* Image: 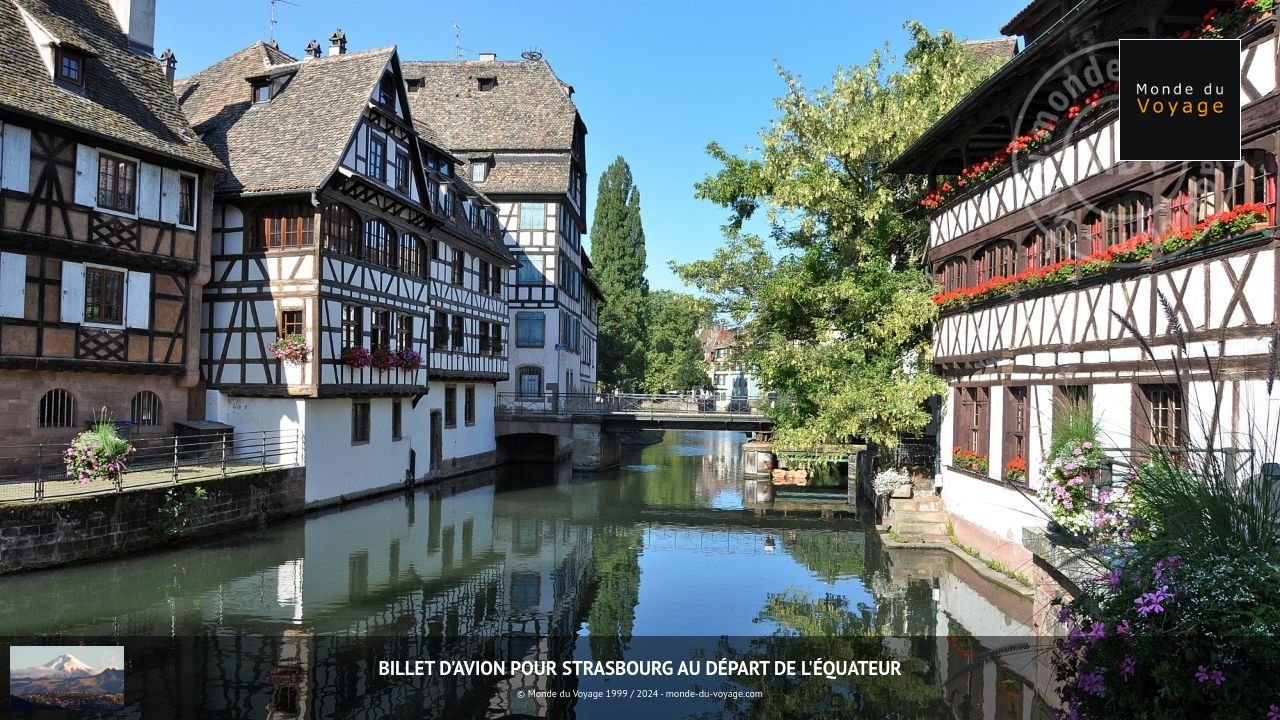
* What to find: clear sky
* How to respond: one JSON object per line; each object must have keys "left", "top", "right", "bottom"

{"left": 159, "top": 0, "right": 1027, "bottom": 292}
{"left": 10, "top": 645, "right": 123, "bottom": 672}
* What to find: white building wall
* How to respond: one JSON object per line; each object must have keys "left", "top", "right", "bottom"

{"left": 422, "top": 381, "right": 498, "bottom": 461}
{"left": 303, "top": 397, "right": 421, "bottom": 505}
{"left": 941, "top": 469, "right": 1048, "bottom": 544}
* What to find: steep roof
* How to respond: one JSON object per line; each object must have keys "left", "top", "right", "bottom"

{"left": 964, "top": 38, "right": 1018, "bottom": 66}
{"left": 0, "top": 0, "right": 220, "bottom": 169}
{"left": 401, "top": 59, "right": 582, "bottom": 152}
{"left": 466, "top": 152, "right": 572, "bottom": 196}
{"left": 177, "top": 44, "right": 395, "bottom": 194}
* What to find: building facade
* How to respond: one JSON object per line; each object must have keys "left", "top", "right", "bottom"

{"left": 0, "top": 0, "right": 220, "bottom": 455}
{"left": 892, "top": 1, "right": 1280, "bottom": 546}
{"left": 698, "top": 326, "right": 760, "bottom": 409}
{"left": 403, "top": 54, "right": 602, "bottom": 402}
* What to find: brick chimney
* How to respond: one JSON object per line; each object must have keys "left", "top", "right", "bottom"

{"left": 108, "top": 0, "right": 156, "bottom": 53}
{"left": 329, "top": 28, "right": 347, "bottom": 56}
{"left": 304, "top": 39, "right": 321, "bottom": 59}
{"left": 158, "top": 48, "right": 176, "bottom": 85}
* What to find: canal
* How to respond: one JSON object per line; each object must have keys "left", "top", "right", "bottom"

{"left": 0, "top": 431, "right": 1052, "bottom": 719}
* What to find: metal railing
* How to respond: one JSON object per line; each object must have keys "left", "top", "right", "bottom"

{"left": 495, "top": 392, "right": 772, "bottom": 419}
{"left": 0, "top": 429, "right": 303, "bottom": 503}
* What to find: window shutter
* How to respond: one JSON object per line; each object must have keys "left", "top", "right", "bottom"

{"left": 1, "top": 124, "right": 31, "bottom": 193}
{"left": 125, "top": 271, "right": 150, "bottom": 329}
{"left": 1089, "top": 216, "right": 1104, "bottom": 254}
{"left": 159, "top": 169, "right": 181, "bottom": 224}
{"left": 60, "top": 261, "right": 84, "bottom": 324}
{"left": 138, "top": 163, "right": 161, "bottom": 220}
{"left": 73, "top": 143, "right": 98, "bottom": 206}
{"left": 1171, "top": 188, "right": 1189, "bottom": 228}
{"left": 0, "top": 252, "right": 26, "bottom": 318}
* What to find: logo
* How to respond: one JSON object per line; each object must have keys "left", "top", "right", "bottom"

{"left": 1119, "top": 39, "right": 1241, "bottom": 161}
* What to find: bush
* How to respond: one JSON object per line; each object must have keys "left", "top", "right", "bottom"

{"left": 64, "top": 419, "right": 134, "bottom": 485}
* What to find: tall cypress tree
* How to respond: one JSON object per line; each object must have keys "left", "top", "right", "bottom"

{"left": 590, "top": 156, "right": 649, "bottom": 390}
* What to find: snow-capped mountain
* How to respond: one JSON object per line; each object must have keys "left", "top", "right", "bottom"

{"left": 10, "top": 654, "right": 96, "bottom": 679}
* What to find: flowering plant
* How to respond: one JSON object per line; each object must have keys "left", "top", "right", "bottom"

{"left": 1016, "top": 259, "right": 1078, "bottom": 289}
{"left": 270, "top": 333, "right": 312, "bottom": 366}
{"left": 952, "top": 445, "right": 989, "bottom": 473}
{"left": 395, "top": 347, "right": 422, "bottom": 371}
{"left": 371, "top": 347, "right": 397, "bottom": 370}
{"left": 1037, "top": 440, "right": 1109, "bottom": 534}
{"left": 341, "top": 346, "right": 372, "bottom": 368}
{"left": 1004, "top": 455, "right": 1027, "bottom": 482}
{"left": 64, "top": 418, "right": 134, "bottom": 485}
{"left": 1182, "top": 0, "right": 1275, "bottom": 38}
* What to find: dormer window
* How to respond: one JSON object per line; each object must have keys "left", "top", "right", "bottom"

{"left": 471, "top": 160, "right": 487, "bottom": 182}
{"left": 253, "top": 81, "right": 272, "bottom": 103}
{"left": 477, "top": 77, "right": 497, "bottom": 92}
{"left": 55, "top": 47, "right": 84, "bottom": 87}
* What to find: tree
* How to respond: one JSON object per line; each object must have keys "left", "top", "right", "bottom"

{"left": 642, "top": 291, "right": 713, "bottom": 393}
{"left": 591, "top": 156, "right": 649, "bottom": 390}
{"left": 674, "top": 23, "right": 1005, "bottom": 447}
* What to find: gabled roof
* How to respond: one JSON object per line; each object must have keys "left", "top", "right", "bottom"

{"left": 0, "top": 0, "right": 220, "bottom": 169}
{"left": 177, "top": 43, "right": 395, "bottom": 194}
{"left": 401, "top": 58, "right": 582, "bottom": 152}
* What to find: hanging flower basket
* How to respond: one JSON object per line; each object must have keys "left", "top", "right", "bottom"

{"left": 271, "top": 334, "right": 312, "bottom": 366}
{"left": 341, "top": 346, "right": 372, "bottom": 368}
{"left": 64, "top": 419, "right": 135, "bottom": 485}
{"left": 371, "top": 347, "right": 397, "bottom": 370}
{"left": 395, "top": 347, "right": 422, "bottom": 370}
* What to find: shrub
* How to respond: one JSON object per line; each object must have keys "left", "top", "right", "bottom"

{"left": 64, "top": 416, "right": 134, "bottom": 485}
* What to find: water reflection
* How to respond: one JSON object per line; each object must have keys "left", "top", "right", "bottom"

{"left": 0, "top": 431, "right": 1052, "bottom": 719}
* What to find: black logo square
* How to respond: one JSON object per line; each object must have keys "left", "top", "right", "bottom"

{"left": 1119, "top": 38, "right": 1240, "bottom": 162}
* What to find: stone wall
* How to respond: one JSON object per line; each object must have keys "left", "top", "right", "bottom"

{"left": 0, "top": 467, "right": 305, "bottom": 574}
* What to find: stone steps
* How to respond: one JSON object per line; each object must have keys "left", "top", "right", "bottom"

{"left": 888, "top": 491, "right": 949, "bottom": 542}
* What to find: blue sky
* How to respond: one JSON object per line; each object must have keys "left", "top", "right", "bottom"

{"left": 10, "top": 645, "right": 123, "bottom": 672}
{"left": 160, "top": 0, "right": 1026, "bottom": 292}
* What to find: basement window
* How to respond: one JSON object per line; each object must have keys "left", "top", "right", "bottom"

{"left": 477, "top": 77, "right": 497, "bottom": 92}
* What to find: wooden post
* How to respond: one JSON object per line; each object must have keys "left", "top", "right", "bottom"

{"left": 261, "top": 430, "right": 268, "bottom": 469}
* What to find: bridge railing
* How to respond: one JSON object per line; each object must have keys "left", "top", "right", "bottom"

{"left": 496, "top": 392, "right": 772, "bottom": 418}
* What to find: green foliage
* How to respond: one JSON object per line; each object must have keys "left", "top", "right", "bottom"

{"left": 642, "top": 290, "right": 714, "bottom": 393}
{"left": 591, "top": 156, "right": 650, "bottom": 390}
{"left": 1048, "top": 400, "right": 1099, "bottom": 459}
{"left": 586, "top": 526, "right": 643, "bottom": 662}
{"left": 787, "top": 532, "right": 865, "bottom": 583}
{"left": 153, "top": 485, "right": 209, "bottom": 538}
{"left": 674, "top": 23, "right": 1003, "bottom": 446}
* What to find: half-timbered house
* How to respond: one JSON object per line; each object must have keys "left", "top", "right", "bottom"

{"left": 890, "top": 1, "right": 1280, "bottom": 549}
{"left": 403, "top": 53, "right": 603, "bottom": 401}
{"left": 177, "top": 34, "right": 450, "bottom": 505}
{"left": 0, "top": 0, "right": 221, "bottom": 449}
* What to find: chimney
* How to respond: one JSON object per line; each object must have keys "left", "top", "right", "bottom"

{"left": 328, "top": 28, "right": 347, "bottom": 56}
{"left": 478, "top": 52, "right": 496, "bottom": 62}
{"left": 158, "top": 48, "right": 176, "bottom": 85}
{"left": 109, "top": 0, "right": 156, "bottom": 53}
{"left": 304, "top": 39, "right": 322, "bottom": 59}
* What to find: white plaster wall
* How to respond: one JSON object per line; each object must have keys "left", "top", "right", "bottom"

{"left": 303, "top": 397, "right": 416, "bottom": 504}
{"left": 422, "top": 381, "right": 498, "bottom": 461}
{"left": 1093, "top": 382, "right": 1132, "bottom": 449}
{"left": 988, "top": 387, "right": 1005, "bottom": 480}
{"left": 204, "top": 391, "right": 306, "bottom": 465}
{"left": 941, "top": 469, "right": 1047, "bottom": 544}
{"left": 938, "top": 392, "right": 955, "bottom": 472}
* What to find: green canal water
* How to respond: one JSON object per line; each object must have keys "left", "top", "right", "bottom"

{"left": 0, "top": 431, "right": 1053, "bottom": 719}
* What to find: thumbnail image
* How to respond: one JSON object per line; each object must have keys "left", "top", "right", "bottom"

{"left": 8, "top": 646, "right": 125, "bottom": 712}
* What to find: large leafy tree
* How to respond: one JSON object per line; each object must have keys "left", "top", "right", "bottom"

{"left": 591, "top": 156, "right": 650, "bottom": 390}
{"left": 674, "top": 23, "right": 1004, "bottom": 447}
{"left": 642, "top": 290, "right": 714, "bottom": 393}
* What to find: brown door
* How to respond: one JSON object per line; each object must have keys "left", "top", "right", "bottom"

{"left": 430, "top": 411, "right": 443, "bottom": 472}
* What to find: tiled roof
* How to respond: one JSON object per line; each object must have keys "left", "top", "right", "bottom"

{"left": 964, "top": 38, "right": 1018, "bottom": 66}
{"left": 401, "top": 59, "right": 581, "bottom": 152}
{"left": 0, "top": 0, "right": 220, "bottom": 169}
{"left": 466, "top": 152, "right": 572, "bottom": 196}
{"left": 177, "top": 44, "right": 394, "bottom": 194}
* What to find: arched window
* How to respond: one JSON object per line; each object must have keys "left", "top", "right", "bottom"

{"left": 976, "top": 240, "right": 1016, "bottom": 282}
{"left": 937, "top": 258, "right": 967, "bottom": 292}
{"left": 1026, "top": 221, "right": 1075, "bottom": 269}
{"left": 130, "top": 391, "right": 162, "bottom": 426}
{"left": 364, "top": 220, "right": 393, "bottom": 267}
{"left": 516, "top": 365, "right": 543, "bottom": 399}
{"left": 1230, "top": 150, "right": 1277, "bottom": 222}
{"left": 400, "top": 233, "right": 426, "bottom": 277}
{"left": 257, "top": 202, "right": 314, "bottom": 248}
{"left": 1169, "top": 170, "right": 1217, "bottom": 228}
{"left": 1086, "top": 193, "right": 1150, "bottom": 254}
{"left": 321, "top": 203, "right": 361, "bottom": 256}
{"left": 38, "top": 389, "right": 76, "bottom": 428}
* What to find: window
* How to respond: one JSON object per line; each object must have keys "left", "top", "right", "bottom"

{"left": 84, "top": 266, "right": 125, "bottom": 325}
{"left": 351, "top": 400, "right": 370, "bottom": 444}
{"left": 516, "top": 312, "right": 545, "bottom": 347}
{"left": 1004, "top": 387, "right": 1028, "bottom": 480}
{"left": 479, "top": 260, "right": 491, "bottom": 294}
{"left": 471, "top": 161, "right": 487, "bottom": 182}
{"left": 464, "top": 386, "right": 476, "bottom": 426}
{"left": 371, "top": 309, "right": 391, "bottom": 350}
{"left": 1231, "top": 150, "right": 1277, "bottom": 222}
{"left": 178, "top": 175, "right": 196, "bottom": 226}
{"left": 368, "top": 135, "right": 386, "bottom": 182}
{"left": 559, "top": 314, "right": 580, "bottom": 353}
{"left": 396, "top": 314, "right": 413, "bottom": 350}
{"left": 38, "top": 389, "right": 76, "bottom": 428}
{"left": 518, "top": 203, "right": 545, "bottom": 230}
{"left": 452, "top": 250, "right": 465, "bottom": 285}
{"left": 558, "top": 256, "right": 582, "bottom": 299}
{"left": 937, "top": 258, "right": 967, "bottom": 293}
{"left": 341, "top": 305, "right": 363, "bottom": 349}
{"left": 130, "top": 391, "right": 162, "bottom": 427}
{"left": 391, "top": 399, "right": 402, "bottom": 441}
{"left": 1143, "top": 385, "right": 1184, "bottom": 447}
{"left": 400, "top": 233, "right": 426, "bottom": 277}
{"left": 322, "top": 203, "right": 361, "bottom": 256}
{"left": 252, "top": 81, "right": 272, "bottom": 103}
{"left": 715, "top": 374, "right": 726, "bottom": 387}
{"left": 364, "top": 221, "right": 393, "bottom": 267}
{"left": 378, "top": 73, "right": 396, "bottom": 107}
{"left": 432, "top": 239, "right": 444, "bottom": 261}
{"left": 394, "top": 151, "right": 410, "bottom": 194}
{"left": 258, "top": 202, "right": 314, "bottom": 248}
{"left": 1028, "top": 222, "right": 1075, "bottom": 269}
{"left": 96, "top": 154, "right": 137, "bottom": 213}
{"left": 279, "top": 309, "right": 303, "bottom": 337}
{"left": 477, "top": 77, "right": 497, "bottom": 92}
{"left": 444, "top": 386, "right": 457, "bottom": 428}
{"left": 451, "top": 315, "right": 464, "bottom": 350}
{"left": 516, "top": 254, "right": 544, "bottom": 285}
{"left": 954, "top": 386, "right": 989, "bottom": 458}
{"left": 977, "top": 241, "right": 1016, "bottom": 281}
{"left": 1088, "top": 194, "right": 1149, "bottom": 253}
{"left": 1170, "top": 171, "right": 1216, "bottom": 228}
{"left": 517, "top": 366, "right": 543, "bottom": 399}
{"left": 433, "top": 312, "right": 449, "bottom": 350}
{"left": 491, "top": 264, "right": 503, "bottom": 296}
{"left": 55, "top": 47, "right": 84, "bottom": 86}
